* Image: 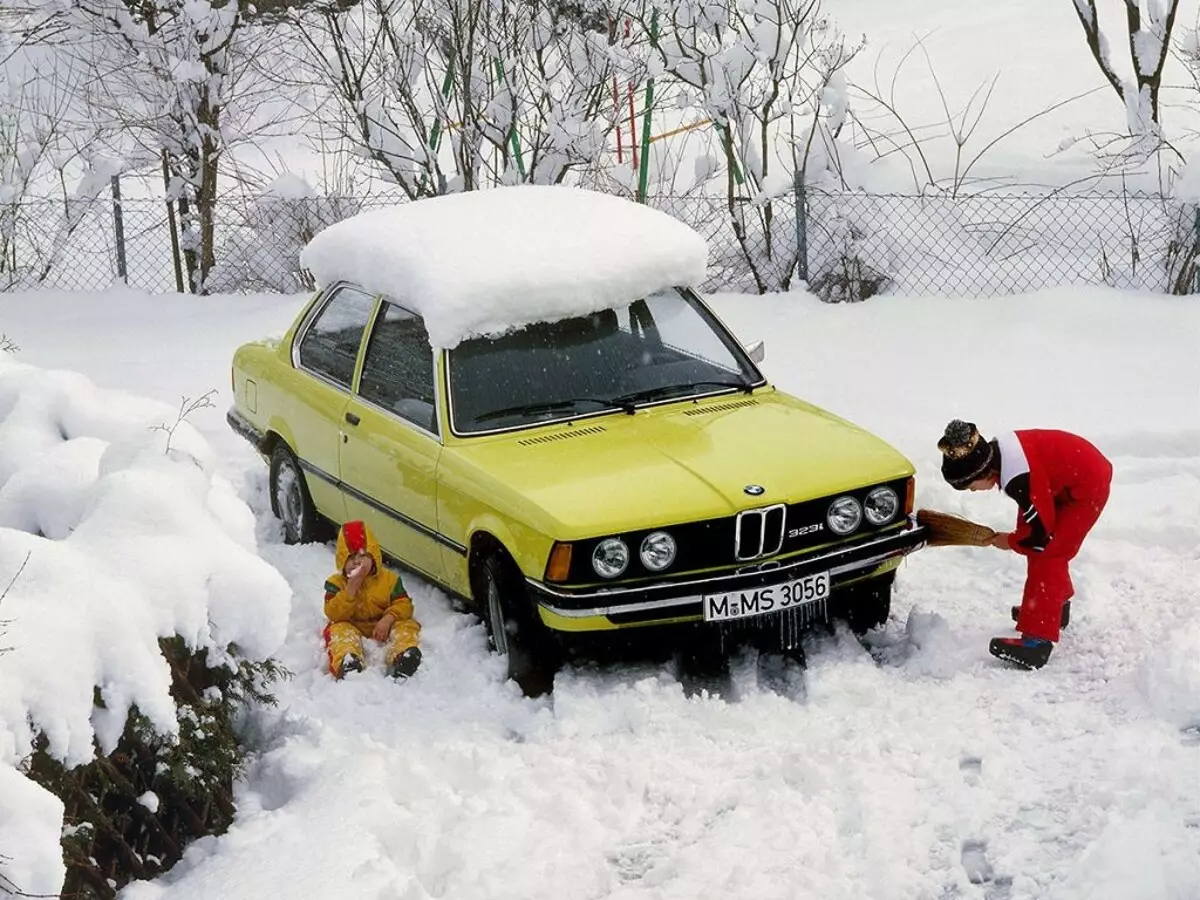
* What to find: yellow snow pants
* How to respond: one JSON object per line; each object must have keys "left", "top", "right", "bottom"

{"left": 324, "top": 619, "right": 421, "bottom": 677}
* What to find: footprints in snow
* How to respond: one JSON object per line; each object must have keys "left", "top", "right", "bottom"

{"left": 953, "top": 755, "right": 1013, "bottom": 900}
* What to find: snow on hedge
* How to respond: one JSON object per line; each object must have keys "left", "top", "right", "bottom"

{"left": 299, "top": 185, "right": 710, "bottom": 348}
{"left": 0, "top": 361, "right": 292, "bottom": 896}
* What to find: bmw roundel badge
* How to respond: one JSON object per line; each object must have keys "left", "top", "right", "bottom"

{"left": 744, "top": 484, "right": 766, "bottom": 496}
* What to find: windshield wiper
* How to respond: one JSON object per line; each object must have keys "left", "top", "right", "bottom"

{"left": 610, "top": 379, "right": 754, "bottom": 408}
{"left": 473, "top": 396, "right": 634, "bottom": 424}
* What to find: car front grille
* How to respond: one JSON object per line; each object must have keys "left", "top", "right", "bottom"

{"left": 734, "top": 504, "right": 786, "bottom": 560}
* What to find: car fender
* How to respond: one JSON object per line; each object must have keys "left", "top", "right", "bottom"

{"left": 464, "top": 511, "right": 554, "bottom": 586}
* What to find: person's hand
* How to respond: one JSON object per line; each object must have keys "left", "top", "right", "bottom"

{"left": 372, "top": 614, "right": 396, "bottom": 642}
{"left": 344, "top": 555, "right": 371, "bottom": 594}
{"left": 989, "top": 532, "right": 1013, "bottom": 551}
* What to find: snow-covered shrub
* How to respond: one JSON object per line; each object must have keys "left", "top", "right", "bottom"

{"left": 206, "top": 175, "right": 362, "bottom": 293}
{"left": 0, "top": 361, "right": 293, "bottom": 898}
{"left": 807, "top": 199, "right": 893, "bottom": 302}
{"left": 639, "top": 0, "right": 862, "bottom": 293}
{"left": 290, "top": 0, "right": 635, "bottom": 197}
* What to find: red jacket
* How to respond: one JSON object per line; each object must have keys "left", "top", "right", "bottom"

{"left": 995, "top": 430, "right": 1113, "bottom": 556}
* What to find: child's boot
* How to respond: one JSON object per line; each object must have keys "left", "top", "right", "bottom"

{"left": 390, "top": 647, "right": 422, "bottom": 679}
{"left": 338, "top": 654, "right": 364, "bottom": 678}
{"left": 989, "top": 635, "right": 1053, "bottom": 670}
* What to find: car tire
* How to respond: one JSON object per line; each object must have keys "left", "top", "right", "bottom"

{"left": 839, "top": 572, "right": 895, "bottom": 635}
{"left": 479, "top": 554, "right": 560, "bottom": 698}
{"left": 269, "top": 444, "right": 321, "bottom": 545}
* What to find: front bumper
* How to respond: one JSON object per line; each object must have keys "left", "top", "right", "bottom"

{"left": 527, "top": 519, "right": 927, "bottom": 632}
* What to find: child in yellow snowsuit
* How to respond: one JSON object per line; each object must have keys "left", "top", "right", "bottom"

{"left": 323, "top": 520, "right": 422, "bottom": 679}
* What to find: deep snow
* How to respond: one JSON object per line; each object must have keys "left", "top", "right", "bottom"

{"left": 0, "top": 284, "right": 1198, "bottom": 899}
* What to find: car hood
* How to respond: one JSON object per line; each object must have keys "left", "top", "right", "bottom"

{"left": 448, "top": 390, "right": 914, "bottom": 539}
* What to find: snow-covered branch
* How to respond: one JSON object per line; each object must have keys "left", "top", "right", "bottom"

{"left": 285, "top": 0, "right": 633, "bottom": 196}
{"left": 1070, "top": 0, "right": 1181, "bottom": 130}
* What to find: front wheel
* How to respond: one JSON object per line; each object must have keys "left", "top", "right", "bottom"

{"left": 269, "top": 444, "right": 321, "bottom": 544}
{"left": 837, "top": 572, "right": 895, "bottom": 635}
{"left": 479, "top": 555, "right": 560, "bottom": 697}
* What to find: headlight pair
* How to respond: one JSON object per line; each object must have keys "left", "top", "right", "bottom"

{"left": 827, "top": 486, "right": 900, "bottom": 535}
{"left": 593, "top": 531, "right": 676, "bottom": 579}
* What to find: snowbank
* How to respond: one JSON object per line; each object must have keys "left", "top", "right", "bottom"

{"left": 299, "top": 185, "right": 710, "bottom": 348}
{"left": 0, "top": 360, "right": 293, "bottom": 896}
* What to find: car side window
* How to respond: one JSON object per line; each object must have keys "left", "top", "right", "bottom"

{"left": 297, "top": 286, "right": 377, "bottom": 388}
{"left": 359, "top": 302, "right": 438, "bottom": 434}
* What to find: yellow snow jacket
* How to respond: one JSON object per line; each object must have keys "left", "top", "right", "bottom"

{"left": 323, "top": 520, "right": 414, "bottom": 634}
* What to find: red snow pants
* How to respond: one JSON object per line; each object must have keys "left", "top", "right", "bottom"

{"left": 1014, "top": 483, "right": 1111, "bottom": 643}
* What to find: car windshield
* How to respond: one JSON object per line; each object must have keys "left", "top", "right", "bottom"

{"left": 447, "top": 288, "right": 764, "bottom": 434}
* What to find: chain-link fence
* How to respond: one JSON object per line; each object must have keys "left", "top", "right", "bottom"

{"left": 2, "top": 185, "right": 1196, "bottom": 298}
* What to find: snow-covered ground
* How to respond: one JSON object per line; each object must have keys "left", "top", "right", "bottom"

{"left": 1, "top": 285, "right": 1199, "bottom": 899}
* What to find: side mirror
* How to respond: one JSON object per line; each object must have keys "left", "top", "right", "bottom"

{"left": 745, "top": 339, "right": 766, "bottom": 364}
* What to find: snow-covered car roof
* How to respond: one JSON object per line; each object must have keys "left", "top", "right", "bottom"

{"left": 299, "top": 185, "right": 709, "bottom": 348}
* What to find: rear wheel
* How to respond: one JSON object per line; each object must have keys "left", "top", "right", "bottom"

{"left": 269, "top": 444, "right": 321, "bottom": 544}
{"left": 478, "top": 554, "right": 560, "bottom": 697}
{"left": 838, "top": 572, "right": 895, "bottom": 635}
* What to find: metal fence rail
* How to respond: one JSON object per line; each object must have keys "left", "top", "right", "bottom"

{"left": 1, "top": 187, "right": 1194, "bottom": 298}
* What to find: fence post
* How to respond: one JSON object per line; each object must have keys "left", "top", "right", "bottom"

{"left": 636, "top": 7, "right": 659, "bottom": 204}
{"left": 111, "top": 175, "right": 127, "bottom": 283}
{"left": 1192, "top": 203, "right": 1200, "bottom": 294}
{"left": 794, "top": 173, "right": 808, "bottom": 284}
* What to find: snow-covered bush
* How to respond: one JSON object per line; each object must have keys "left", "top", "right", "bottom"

{"left": 289, "top": 0, "right": 636, "bottom": 197}
{"left": 206, "top": 175, "right": 361, "bottom": 293}
{"left": 0, "top": 361, "right": 293, "bottom": 898}
{"left": 636, "top": 0, "right": 862, "bottom": 293}
{"left": 807, "top": 196, "right": 894, "bottom": 302}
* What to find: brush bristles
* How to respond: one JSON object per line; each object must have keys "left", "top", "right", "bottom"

{"left": 916, "top": 509, "right": 998, "bottom": 547}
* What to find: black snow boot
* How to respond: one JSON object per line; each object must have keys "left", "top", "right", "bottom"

{"left": 390, "top": 647, "right": 422, "bottom": 679}
{"left": 338, "top": 654, "right": 364, "bottom": 678}
{"left": 1011, "top": 601, "right": 1070, "bottom": 629}
{"left": 989, "top": 636, "right": 1053, "bottom": 670}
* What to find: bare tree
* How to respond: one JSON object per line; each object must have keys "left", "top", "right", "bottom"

{"left": 0, "top": 49, "right": 104, "bottom": 289}
{"left": 630, "top": 0, "right": 861, "bottom": 292}
{"left": 1070, "top": 0, "right": 1181, "bottom": 130}
{"left": 284, "top": 0, "right": 634, "bottom": 198}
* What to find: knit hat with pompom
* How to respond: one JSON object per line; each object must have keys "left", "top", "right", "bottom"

{"left": 937, "top": 419, "right": 996, "bottom": 489}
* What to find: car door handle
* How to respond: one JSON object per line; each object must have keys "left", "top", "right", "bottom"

{"left": 345, "top": 411, "right": 361, "bottom": 426}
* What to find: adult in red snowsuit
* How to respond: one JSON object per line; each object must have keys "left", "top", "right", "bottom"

{"left": 938, "top": 420, "right": 1113, "bottom": 669}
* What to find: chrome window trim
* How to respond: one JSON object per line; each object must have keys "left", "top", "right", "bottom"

{"left": 354, "top": 298, "right": 444, "bottom": 444}
{"left": 290, "top": 281, "right": 379, "bottom": 393}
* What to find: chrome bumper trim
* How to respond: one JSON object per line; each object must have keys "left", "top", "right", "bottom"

{"left": 529, "top": 526, "right": 924, "bottom": 620}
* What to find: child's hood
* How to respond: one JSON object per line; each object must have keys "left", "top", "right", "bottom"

{"left": 336, "top": 520, "right": 384, "bottom": 572}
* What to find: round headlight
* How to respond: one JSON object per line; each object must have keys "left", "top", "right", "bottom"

{"left": 639, "top": 531, "right": 677, "bottom": 571}
{"left": 827, "top": 496, "right": 863, "bottom": 535}
{"left": 592, "top": 538, "right": 630, "bottom": 578}
{"left": 864, "top": 486, "right": 900, "bottom": 525}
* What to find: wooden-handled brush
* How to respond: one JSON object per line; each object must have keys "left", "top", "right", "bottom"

{"left": 916, "top": 509, "right": 998, "bottom": 547}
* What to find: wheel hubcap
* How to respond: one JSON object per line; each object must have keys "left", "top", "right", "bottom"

{"left": 486, "top": 577, "right": 509, "bottom": 657}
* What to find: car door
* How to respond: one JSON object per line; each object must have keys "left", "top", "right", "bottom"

{"left": 340, "top": 300, "right": 445, "bottom": 582}
{"left": 289, "top": 284, "right": 379, "bottom": 523}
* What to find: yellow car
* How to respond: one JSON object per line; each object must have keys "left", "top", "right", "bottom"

{"left": 227, "top": 186, "right": 926, "bottom": 691}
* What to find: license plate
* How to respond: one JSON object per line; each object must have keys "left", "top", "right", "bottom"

{"left": 702, "top": 572, "right": 831, "bottom": 622}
